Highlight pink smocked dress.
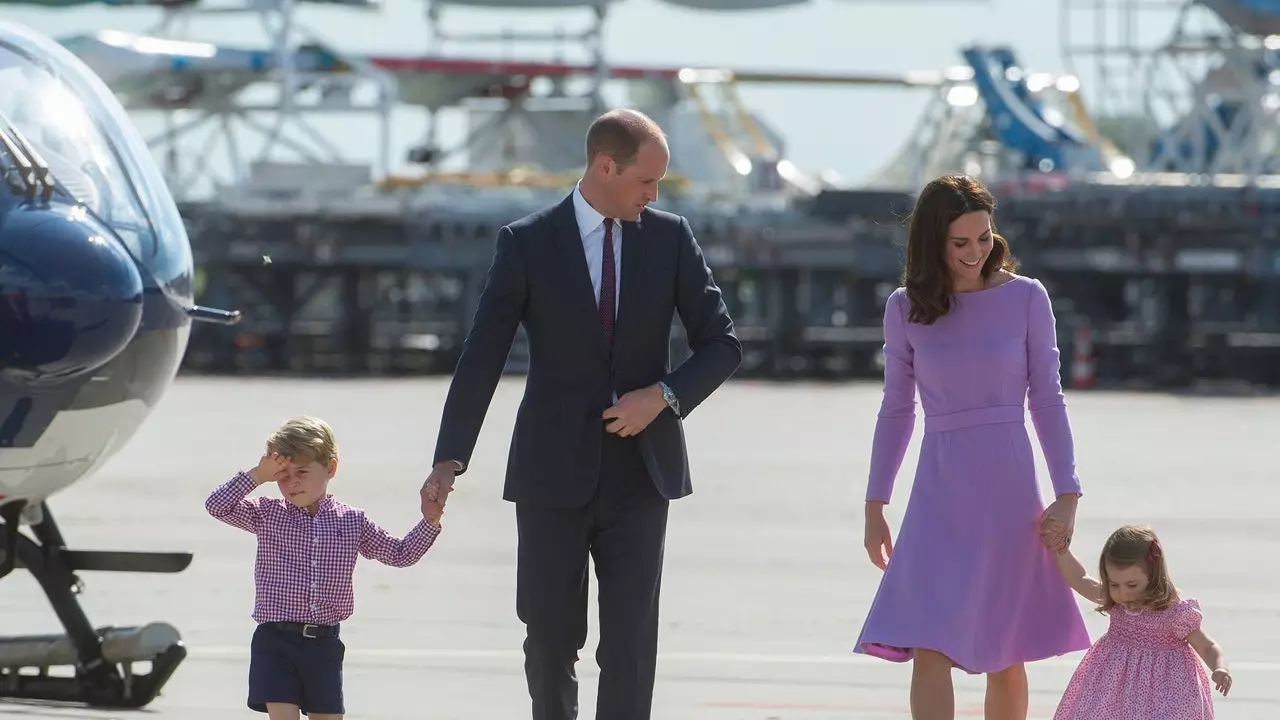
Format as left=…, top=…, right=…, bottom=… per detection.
left=1054, top=597, right=1216, bottom=720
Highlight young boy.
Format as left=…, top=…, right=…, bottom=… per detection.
left=205, top=415, right=443, bottom=720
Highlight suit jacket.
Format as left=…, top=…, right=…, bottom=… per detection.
left=432, top=192, right=743, bottom=508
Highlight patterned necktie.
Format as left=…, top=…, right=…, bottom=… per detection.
left=599, top=218, right=616, bottom=346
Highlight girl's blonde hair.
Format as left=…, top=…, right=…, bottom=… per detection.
left=1096, top=524, right=1178, bottom=614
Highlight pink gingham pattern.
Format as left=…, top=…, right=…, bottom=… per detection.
left=206, top=471, right=440, bottom=625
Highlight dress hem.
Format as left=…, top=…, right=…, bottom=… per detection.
left=853, top=640, right=1089, bottom=676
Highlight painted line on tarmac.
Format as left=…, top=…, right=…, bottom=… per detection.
left=184, top=646, right=1280, bottom=672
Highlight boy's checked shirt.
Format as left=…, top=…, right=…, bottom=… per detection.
left=205, top=471, right=440, bottom=626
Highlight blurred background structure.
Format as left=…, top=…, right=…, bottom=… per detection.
left=8, top=0, right=1280, bottom=389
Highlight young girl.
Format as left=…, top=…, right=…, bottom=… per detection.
left=1050, top=523, right=1232, bottom=719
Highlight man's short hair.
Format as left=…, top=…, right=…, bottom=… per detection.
left=585, top=109, right=666, bottom=169
left=268, top=415, right=338, bottom=466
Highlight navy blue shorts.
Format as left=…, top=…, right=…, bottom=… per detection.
left=247, top=622, right=345, bottom=715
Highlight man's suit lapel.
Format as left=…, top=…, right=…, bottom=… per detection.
left=549, top=193, right=610, bottom=360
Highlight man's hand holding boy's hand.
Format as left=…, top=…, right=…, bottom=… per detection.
left=422, top=500, right=445, bottom=528
left=421, top=462, right=456, bottom=523
left=252, top=452, right=291, bottom=486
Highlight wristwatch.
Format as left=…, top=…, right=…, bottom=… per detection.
left=659, top=381, right=680, bottom=415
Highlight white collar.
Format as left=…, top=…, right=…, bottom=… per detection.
left=573, top=182, right=618, bottom=239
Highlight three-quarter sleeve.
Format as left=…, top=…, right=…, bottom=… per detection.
left=1026, top=279, right=1082, bottom=497
left=866, top=290, right=917, bottom=504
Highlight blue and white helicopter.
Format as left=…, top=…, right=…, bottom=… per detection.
left=0, top=18, right=239, bottom=708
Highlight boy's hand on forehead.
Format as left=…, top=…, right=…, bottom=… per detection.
left=252, top=452, right=292, bottom=486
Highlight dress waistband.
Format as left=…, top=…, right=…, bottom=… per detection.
left=924, top=405, right=1025, bottom=434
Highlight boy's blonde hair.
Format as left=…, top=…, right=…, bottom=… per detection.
left=267, top=415, right=338, bottom=467
left=1097, top=524, right=1178, bottom=614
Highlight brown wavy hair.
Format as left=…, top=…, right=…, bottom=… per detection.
left=1096, top=524, right=1179, bottom=615
left=901, top=174, right=1018, bottom=325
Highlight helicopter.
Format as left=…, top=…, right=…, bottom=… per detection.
left=0, top=18, right=239, bottom=708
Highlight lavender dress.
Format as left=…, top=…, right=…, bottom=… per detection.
left=854, top=275, right=1091, bottom=674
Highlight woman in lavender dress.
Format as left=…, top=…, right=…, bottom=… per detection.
left=855, top=174, right=1091, bottom=720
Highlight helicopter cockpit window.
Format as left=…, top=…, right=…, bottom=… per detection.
left=0, top=42, right=153, bottom=265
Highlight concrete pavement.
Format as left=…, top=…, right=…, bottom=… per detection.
left=0, top=377, right=1275, bottom=718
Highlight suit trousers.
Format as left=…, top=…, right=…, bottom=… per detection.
left=515, top=428, right=670, bottom=720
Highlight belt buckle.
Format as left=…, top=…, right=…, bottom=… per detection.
left=302, top=624, right=319, bottom=639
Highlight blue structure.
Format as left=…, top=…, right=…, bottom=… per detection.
left=960, top=45, right=1104, bottom=174
left=1134, top=0, right=1280, bottom=174
left=1146, top=0, right=1280, bottom=172
left=1199, top=0, right=1280, bottom=35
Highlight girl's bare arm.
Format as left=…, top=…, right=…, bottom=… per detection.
left=1054, top=548, right=1104, bottom=604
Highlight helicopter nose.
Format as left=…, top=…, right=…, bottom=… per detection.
left=0, top=200, right=144, bottom=384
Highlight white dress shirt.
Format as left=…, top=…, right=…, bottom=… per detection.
left=572, top=184, right=678, bottom=415
left=573, top=183, right=623, bottom=320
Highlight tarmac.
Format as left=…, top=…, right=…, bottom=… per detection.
left=0, top=376, right=1277, bottom=719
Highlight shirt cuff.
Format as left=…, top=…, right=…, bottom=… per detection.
left=414, top=518, right=444, bottom=538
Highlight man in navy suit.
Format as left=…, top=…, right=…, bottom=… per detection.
left=421, top=108, right=742, bottom=719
